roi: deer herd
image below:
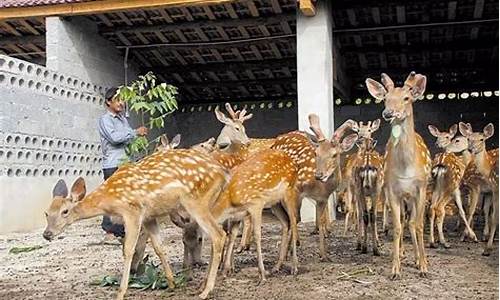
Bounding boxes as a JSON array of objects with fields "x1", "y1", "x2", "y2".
[{"x1": 42, "y1": 72, "x2": 498, "y2": 299}]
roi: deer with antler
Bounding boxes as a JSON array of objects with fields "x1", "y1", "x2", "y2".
[
  {"x1": 427, "y1": 124, "x2": 479, "y2": 248},
  {"x1": 366, "y1": 72, "x2": 432, "y2": 279},
  {"x1": 43, "y1": 145, "x2": 230, "y2": 300},
  {"x1": 276, "y1": 114, "x2": 358, "y2": 260},
  {"x1": 458, "y1": 122, "x2": 499, "y2": 256}
]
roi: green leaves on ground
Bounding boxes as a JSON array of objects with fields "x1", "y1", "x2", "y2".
[{"x1": 9, "y1": 245, "x2": 43, "y2": 254}]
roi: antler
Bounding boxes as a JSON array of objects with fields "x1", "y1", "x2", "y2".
[
  {"x1": 237, "y1": 107, "x2": 253, "y2": 122},
  {"x1": 224, "y1": 103, "x2": 238, "y2": 120},
  {"x1": 308, "y1": 114, "x2": 326, "y2": 142},
  {"x1": 333, "y1": 119, "x2": 356, "y2": 142}
]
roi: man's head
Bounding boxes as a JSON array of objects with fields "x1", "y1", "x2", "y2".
[{"x1": 105, "y1": 87, "x2": 124, "y2": 114}]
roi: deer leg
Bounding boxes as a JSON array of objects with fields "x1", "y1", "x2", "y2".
[
  {"x1": 144, "y1": 219, "x2": 176, "y2": 289},
  {"x1": 483, "y1": 190, "x2": 498, "y2": 256},
  {"x1": 343, "y1": 189, "x2": 352, "y2": 236},
  {"x1": 482, "y1": 194, "x2": 492, "y2": 242},
  {"x1": 116, "y1": 215, "x2": 142, "y2": 300},
  {"x1": 283, "y1": 187, "x2": 299, "y2": 275},
  {"x1": 316, "y1": 201, "x2": 329, "y2": 261},
  {"x1": 249, "y1": 207, "x2": 266, "y2": 283},
  {"x1": 429, "y1": 190, "x2": 439, "y2": 248},
  {"x1": 222, "y1": 221, "x2": 239, "y2": 276},
  {"x1": 453, "y1": 189, "x2": 478, "y2": 242},
  {"x1": 436, "y1": 205, "x2": 449, "y2": 248},
  {"x1": 407, "y1": 201, "x2": 420, "y2": 269},
  {"x1": 371, "y1": 201, "x2": 380, "y2": 256},
  {"x1": 236, "y1": 215, "x2": 252, "y2": 253},
  {"x1": 130, "y1": 228, "x2": 148, "y2": 275},
  {"x1": 462, "y1": 186, "x2": 480, "y2": 241},
  {"x1": 416, "y1": 186, "x2": 429, "y2": 277},
  {"x1": 271, "y1": 204, "x2": 290, "y2": 273},
  {"x1": 388, "y1": 191, "x2": 402, "y2": 280},
  {"x1": 181, "y1": 197, "x2": 226, "y2": 300}
]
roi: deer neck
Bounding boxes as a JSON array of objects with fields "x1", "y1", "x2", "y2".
[
  {"x1": 472, "y1": 148, "x2": 491, "y2": 178},
  {"x1": 387, "y1": 110, "x2": 418, "y2": 176},
  {"x1": 72, "y1": 194, "x2": 106, "y2": 221}
]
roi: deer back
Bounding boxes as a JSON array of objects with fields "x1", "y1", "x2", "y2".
[{"x1": 431, "y1": 152, "x2": 466, "y2": 191}]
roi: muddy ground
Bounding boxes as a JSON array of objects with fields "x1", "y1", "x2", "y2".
[{"x1": 0, "y1": 214, "x2": 498, "y2": 300}]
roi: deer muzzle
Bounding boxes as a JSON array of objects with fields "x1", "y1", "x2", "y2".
[{"x1": 43, "y1": 230, "x2": 54, "y2": 241}]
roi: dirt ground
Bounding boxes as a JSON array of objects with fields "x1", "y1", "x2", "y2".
[{"x1": 0, "y1": 214, "x2": 498, "y2": 300}]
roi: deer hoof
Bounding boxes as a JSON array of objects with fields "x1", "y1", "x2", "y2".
[
  {"x1": 361, "y1": 245, "x2": 368, "y2": 254},
  {"x1": 419, "y1": 271, "x2": 429, "y2": 279},
  {"x1": 429, "y1": 242, "x2": 437, "y2": 249},
  {"x1": 373, "y1": 248, "x2": 381, "y2": 256},
  {"x1": 355, "y1": 243, "x2": 361, "y2": 251},
  {"x1": 482, "y1": 249, "x2": 491, "y2": 256},
  {"x1": 257, "y1": 277, "x2": 267, "y2": 286},
  {"x1": 442, "y1": 242, "x2": 451, "y2": 249},
  {"x1": 309, "y1": 229, "x2": 319, "y2": 236},
  {"x1": 390, "y1": 273, "x2": 401, "y2": 280}
]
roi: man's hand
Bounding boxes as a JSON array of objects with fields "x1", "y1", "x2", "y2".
[{"x1": 135, "y1": 126, "x2": 149, "y2": 136}]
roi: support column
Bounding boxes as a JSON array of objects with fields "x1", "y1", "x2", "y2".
[{"x1": 297, "y1": 1, "x2": 334, "y2": 222}]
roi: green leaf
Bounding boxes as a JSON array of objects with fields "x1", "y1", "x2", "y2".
[{"x1": 9, "y1": 245, "x2": 42, "y2": 254}]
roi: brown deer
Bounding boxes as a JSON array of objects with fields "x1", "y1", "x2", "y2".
[
  {"x1": 427, "y1": 124, "x2": 478, "y2": 248},
  {"x1": 210, "y1": 149, "x2": 300, "y2": 281},
  {"x1": 366, "y1": 71, "x2": 432, "y2": 279},
  {"x1": 338, "y1": 119, "x2": 381, "y2": 236},
  {"x1": 275, "y1": 114, "x2": 357, "y2": 260},
  {"x1": 459, "y1": 122, "x2": 499, "y2": 256},
  {"x1": 43, "y1": 147, "x2": 230, "y2": 300},
  {"x1": 352, "y1": 137, "x2": 384, "y2": 255}
]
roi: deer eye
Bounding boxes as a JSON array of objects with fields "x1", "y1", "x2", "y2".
[
  {"x1": 404, "y1": 96, "x2": 410, "y2": 101},
  {"x1": 62, "y1": 209, "x2": 69, "y2": 216},
  {"x1": 235, "y1": 127, "x2": 240, "y2": 131}
]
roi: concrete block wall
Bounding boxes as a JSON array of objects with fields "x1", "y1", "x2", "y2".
[
  {"x1": 46, "y1": 16, "x2": 135, "y2": 87},
  {"x1": 0, "y1": 55, "x2": 107, "y2": 233}
]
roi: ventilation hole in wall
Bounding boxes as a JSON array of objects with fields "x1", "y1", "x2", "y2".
[
  {"x1": 74, "y1": 92, "x2": 79, "y2": 99},
  {"x1": 0, "y1": 58, "x2": 5, "y2": 67},
  {"x1": 7, "y1": 169, "x2": 13, "y2": 177},
  {"x1": 19, "y1": 78, "x2": 25, "y2": 87},
  {"x1": 10, "y1": 76, "x2": 17, "y2": 85},
  {"x1": 73, "y1": 79, "x2": 78, "y2": 86},
  {"x1": 26, "y1": 169, "x2": 32, "y2": 176},
  {"x1": 73, "y1": 170, "x2": 78, "y2": 175},
  {"x1": 286, "y1": 101, "x2": 292, "y2": 108},
  {"x1": 58, "y1": 154, "x2": 63, "y2": 162},
  {"x1": 18, "y1": 63, "x2": 25, "y2": 71},
  {"x1": 48, "y1": 140, "x2": 54, "y2": 147},
  {"x1": 98, "y1": 170, "x2": 103, "y2": 176},
  {"x1": 85, "y1": 96, "x2": 91, "y2": 102},
  {"x1": 66, "y1": 91, "x2": 71, "y2": 97},
  {"x1": 86, "y1": 157, "x2": 90, "y2": 163},
  {"x1": 28, "y1": 80, "x2": 34, "y2": 88},
  {"x1": 52, "y1": 74, "x2": 58, "y2": 81},
  {"x1": 6, "y1": 135, "x2": 12, "y2": 143},
  {"x1": 79, "y1": 156, "x2": 84, "y2": 163},
  {"x1": 98, "y1": 158, "x2": 102, "y2": 163},
  {"x1": 86, "y1": 170, "x2": 90, "y2": 176},
  {"x1": 0, "y1": 150, "x2": 3, "y2": 158},
  {"x1": 33, "y1": 169, "x2": 39, "y2": 176},
  {"x1": 8, "y1": 60, "x2": 14, "y2": 69},
  {"x1": 73, "y1": 156, "x2": 77, "y2": 162},
  {"x1": 67, "y1": 78, "x2": 72, "y2": 85},
  {"x1": 32, "y1": 137, "x2": 38, "y2": 145},
  {"x1": 14, "y1": 136, "x2": 20, "y2": 144},
  {"x1": 15, "y1": 169, "x2": 22, "y2": 176},
  {"x1": 79, "y1": 170, "x2": 83, "y2": 175},
  {"x1": 64, "y1": 141, "x2": 68, "y2": 148},
  {"x1": 42, "y1": 139, "x2": 47, "y2": 146},
  {"x1": 17, "y1": 151, "x2": 23, "y2": 159},
  {"x1": 51, "y1": 154, "x2": 57, "y2": 162},
  {"x1": 93, "y1": 158, "x2": 98, "y2": 163},
  {"x1": 90, "y1": 145, "x2": 95, "y2": 151},
  {"x1": 92, "y1": 97, "x2": 97, "y2": 103},
  {"x1": 58, "y1": 170, "x2": 63, "y2": 176},
  {"x1": 45, "y1": 85, "x2": 50, "y2": 92},
  {"x1": 42, "y1": 169, "x2": 48, "y2": 176},
  {"x1": 57, "y1": 140, "x2": 62, "y2": 147},
  {"x1": 79, "y1": 94, "x2": 85, "y2": 101},
  {"x1": 99, "y1": 99, "x2": 104, "y2": 105},
  {"x1": 93, "y1": 85, "x2": 97, "y2": 92},
  {"x1": 77, "y1": 143, "x2": 82, "y2": 149},
  {"x1": 91, "y1": 170, "x2": 96, "y2": 176},
  {"x1": 6, "y1": 151, "x2": 13, "y2": 159},
  {"x1": 66, "y1": 155, "x2": 71, "y2": 162},
  {"x1": 60, "y1": 89, "x2": 65, "y2": 96},
  {"x1": 52, "y1": 87, "x2": 58, "y2": 94},
  {"x1": 0, "y1": 74, "x2": 4, "y2": 83},
  {"x1": 25, "y1": 151, "x2": 31, "y2": 159},
  {"x1": 64, "y1": 169, "x2": 70, "y2": 176},
  {"x1": 71, "y1": 142, "x2": 76, "y2": 149},
  {"x1": 27, "y1": 65, "x2": 33, "y2": 73},
  {"x1": 97, "y1": 145, "x2": 101, "y2": 151},
  {"x1": 35, "y1": 82, "x2": 41, "y2": 90},
  {"x1": 36, "y1": 152, "x2": 41, "y2": 160},
  {"x1": 43, "y1": 153, "x2": 48, "y2": 161},
  {"x1": 86, "y1": 83, "x2": 91, "y2": 89},
  {"x1": 267, "y1": 103, "x2": 273, "y2": 109},
  {"x1": 36, "y1": 68, "x2": 42, "y2": 76},
  {"x1": 84, "y1": 144, "x2": 89, "y2": 150},
  {"x1": 25, "y1": 136, "x2": 31, "y2": 144}
]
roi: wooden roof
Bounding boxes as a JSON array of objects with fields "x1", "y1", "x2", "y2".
[{"x1": 0, "y1": 0, "x2": 498, "y2": 105}]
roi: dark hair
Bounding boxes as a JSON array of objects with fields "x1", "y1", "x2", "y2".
[{"x1": 104, "y1": 87, "x2": 119, "y2": 106}]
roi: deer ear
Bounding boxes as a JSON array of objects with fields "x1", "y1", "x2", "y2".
[
  {"x1": 371, "y1": 119, "x2": 381, "y2": 132},
  {"x1": 428, "y1": 125, "x2": 440, "y2": 137},
  {"x1": 410, "y1": 75, "x2": 427, "y2": 100},
  {"x1": 340, "y1": 133, "x2": 359, "y2": 152},
  {"x1": 70, "y1": 177, "x2": 86, "y2": 202},
  {"x1": 170, "y1": 134, "x2": 181, "y2": 149},
  {"x1": 214, "y1": 106, "x2": 231, "y2": 125},
  {"x1": 52, "y1": 179, "x2": 68, "y2": 198},
  {"x1": 365, "y1": 78, "x2": 387, "y2": 100},
  {"x1": 160, "y1": 134, "x2": 169, "y2": 147},
  {"x1": 483, "y1": 123, "x2": 494, "y2": 139},
  {"x1": 459, "y1": 122, "x2": 473, "y2": 137},
  {"x1": 449, "y1": 124, "x2": 458, "y2": 136}
]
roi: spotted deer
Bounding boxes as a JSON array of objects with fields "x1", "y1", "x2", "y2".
[
  {"x1": 352, "y1": 137, "x2": 384, "y2": 256},
  {"x1": 366, "y1": 72, "x2": 432, "y2": 278},
  {"x1": 43, "y1": 147, "x2": 230, "y2": 300},
  {"x1": 459, "y1": 122, "x2": 499, "y2": 256},
  {"x1": 427, "y1": 124, "x2": 478, "y2": 248},
  {"x1": 272, "y1": 114, "x2": 357, "y2": 260},
  {"x1": 338, "y1": 119, "x2": 381, "y2": 236},
  {"x1": 210, "y1": 149, "x2": 300, "y2": 281}
]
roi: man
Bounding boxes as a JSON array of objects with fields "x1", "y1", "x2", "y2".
[{"x1": 98, "y1": 87, "x2": 148, "y2": 240}]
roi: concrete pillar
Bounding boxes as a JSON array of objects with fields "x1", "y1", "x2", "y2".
[
  {"x1": 296, "y1": 1, "x2": 334, "y2": 222},
  {"x1": 46, "y1": 16, "x2": 136, "y2": 87}
]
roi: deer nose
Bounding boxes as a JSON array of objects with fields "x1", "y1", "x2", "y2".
[
  {"x1": 43, "y1": 230, "x2": 53, "y2": 241},
  {"x1": 382, "y1": 109, "x2": 394, "y2": 121},
  {"x1": 315, "y1": 172, "x2": 323, "y2": 180}
]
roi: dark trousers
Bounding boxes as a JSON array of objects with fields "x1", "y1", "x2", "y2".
[{"x1": 101, "y1": 167, "x2": 125, "y2": 237}]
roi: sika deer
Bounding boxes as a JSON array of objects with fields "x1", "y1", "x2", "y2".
[
  {"x1": 43, "y1": 148, "x2": 229, "y2": 300},
  {"x1": 427, "y1": 124, "x2": 478, "y2": 248},
  {"x1": 366, "y1": 72, "x2": 432, "y2": 278},
  {"x1": 352, "y1": 137, "x2": 384, "y2": 256},
  {"x1": 459, "y1": 122, "x2": 499, "y2": 255},
  {"x1": 210, "y1": 149, "x2": 300, "y2": 281}
]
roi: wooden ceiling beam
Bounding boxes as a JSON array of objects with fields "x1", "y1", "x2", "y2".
[{"x1": 0, "y1": 35, "x2": 45, "y2": 47}]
